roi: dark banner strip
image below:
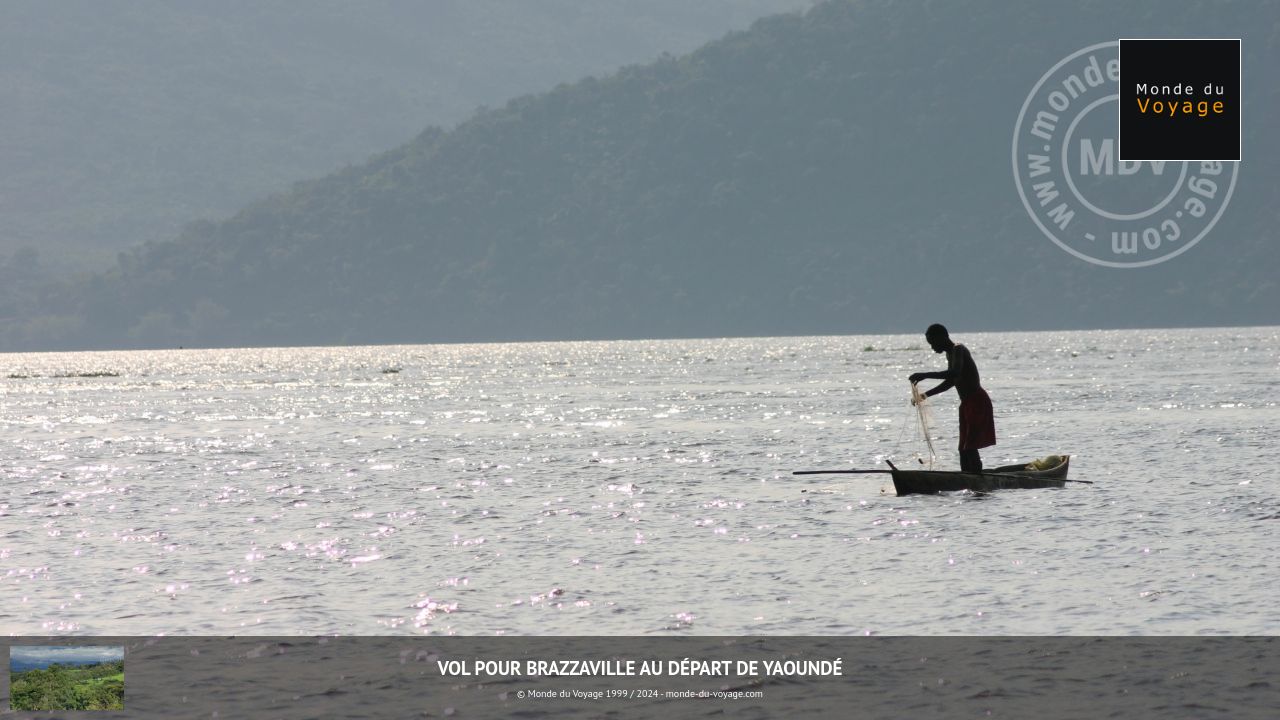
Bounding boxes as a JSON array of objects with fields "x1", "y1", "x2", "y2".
[{"x1": 2, "y1": 637, "x2": 1277, "y2": 718}]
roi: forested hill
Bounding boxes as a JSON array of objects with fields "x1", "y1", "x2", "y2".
[
  {"x1": 5, "y1": 0, "x2": 1276, "y2": 350},
  {"x1": 0, "y1": 0, "x2": 808, "y2": 272}
]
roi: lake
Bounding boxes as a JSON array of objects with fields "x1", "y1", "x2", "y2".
[{"x1": 1, "y1": 327, "x2": 1276, "y2": 635}]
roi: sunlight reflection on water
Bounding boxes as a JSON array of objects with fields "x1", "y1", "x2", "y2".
[{"x1": 1, "y1": 327, "x2": 1277, "y2": 635}]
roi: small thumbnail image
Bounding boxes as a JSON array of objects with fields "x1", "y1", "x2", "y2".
[{"x1": 9, "y1": 645, "x2": 125, "y2": 711}]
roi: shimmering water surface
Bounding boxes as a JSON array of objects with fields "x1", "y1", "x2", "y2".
[{"x1": 2, "y1": 328, "x2": 1276, "y2": 635}]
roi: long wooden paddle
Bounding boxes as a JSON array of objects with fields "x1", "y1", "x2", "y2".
[
  {"x1": 792, "y1": 469, "x2": 892, "y2": 475},
  {"x1": 793, "y1": 459, "x2": 902, "y2": 475}
]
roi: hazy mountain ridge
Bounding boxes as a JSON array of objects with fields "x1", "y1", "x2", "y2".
[
  {"x1": 3, "y1": 0, "x2": 1276, "y2": 350},
  {"x1": 10, "y1": 658, "x2": 111, "y2": 672},
  {"x1": 0, "y1": 0, "x2": 809, "y2": 271}
]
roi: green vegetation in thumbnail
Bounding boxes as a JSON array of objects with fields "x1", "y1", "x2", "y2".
[{"x1": 9, "y1": 661, "x2": 125, "y2": 711}]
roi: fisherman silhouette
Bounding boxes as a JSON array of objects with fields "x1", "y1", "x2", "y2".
[{"x1": 908, "y1": 324, "x2": 995, "y2": 473}]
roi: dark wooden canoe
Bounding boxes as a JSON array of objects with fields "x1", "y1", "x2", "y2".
[{"x1": 889, "y1": 455, "x2": 1070, "y2": 495}]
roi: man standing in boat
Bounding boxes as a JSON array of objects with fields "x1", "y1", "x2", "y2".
[{"x1": 908, "y1": 324, "x2": 995, "y2": 473}]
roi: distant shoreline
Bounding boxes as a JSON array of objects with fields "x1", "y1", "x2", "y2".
[{"x1": 1, "y1": 322, "x2": 1276, "y2": 356}]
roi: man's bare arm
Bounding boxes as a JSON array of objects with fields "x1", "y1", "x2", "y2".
[{"x1": 910, "y1": 348, "x2": 966, "y2": 397}]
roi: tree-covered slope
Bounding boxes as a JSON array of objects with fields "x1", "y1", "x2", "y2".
[
  {"x1": 9, "y1": 661, "x2": 125, "y2": 711},
  {"x1": 4, "y1": 0, "x2": 1276, "y2": 350},
  {"x1": 0, "y1": 0, "x2": 809, "y2": 272}
]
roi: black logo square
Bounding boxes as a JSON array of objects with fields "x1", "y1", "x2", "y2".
[{"x1": 1119, "y1": 39, "x2": 1240, "y2": 161}]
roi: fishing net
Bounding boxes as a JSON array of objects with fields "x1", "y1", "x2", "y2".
[{"x1": 910, "y1": 382, "x2": 937, "y2": 469}]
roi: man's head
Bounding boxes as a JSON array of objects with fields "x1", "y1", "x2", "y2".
[{"x1": 925, "y1": 323, "x2": 950, "y2": 353}]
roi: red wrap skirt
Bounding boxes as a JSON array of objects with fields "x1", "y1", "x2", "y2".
[{"x1": 958, "y1": 388, "x2": 996, "y2": 451}]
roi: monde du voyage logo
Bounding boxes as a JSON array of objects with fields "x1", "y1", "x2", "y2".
[{"x1": 1012, "y1": 41, "x2": 1239, "y2": 268}]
